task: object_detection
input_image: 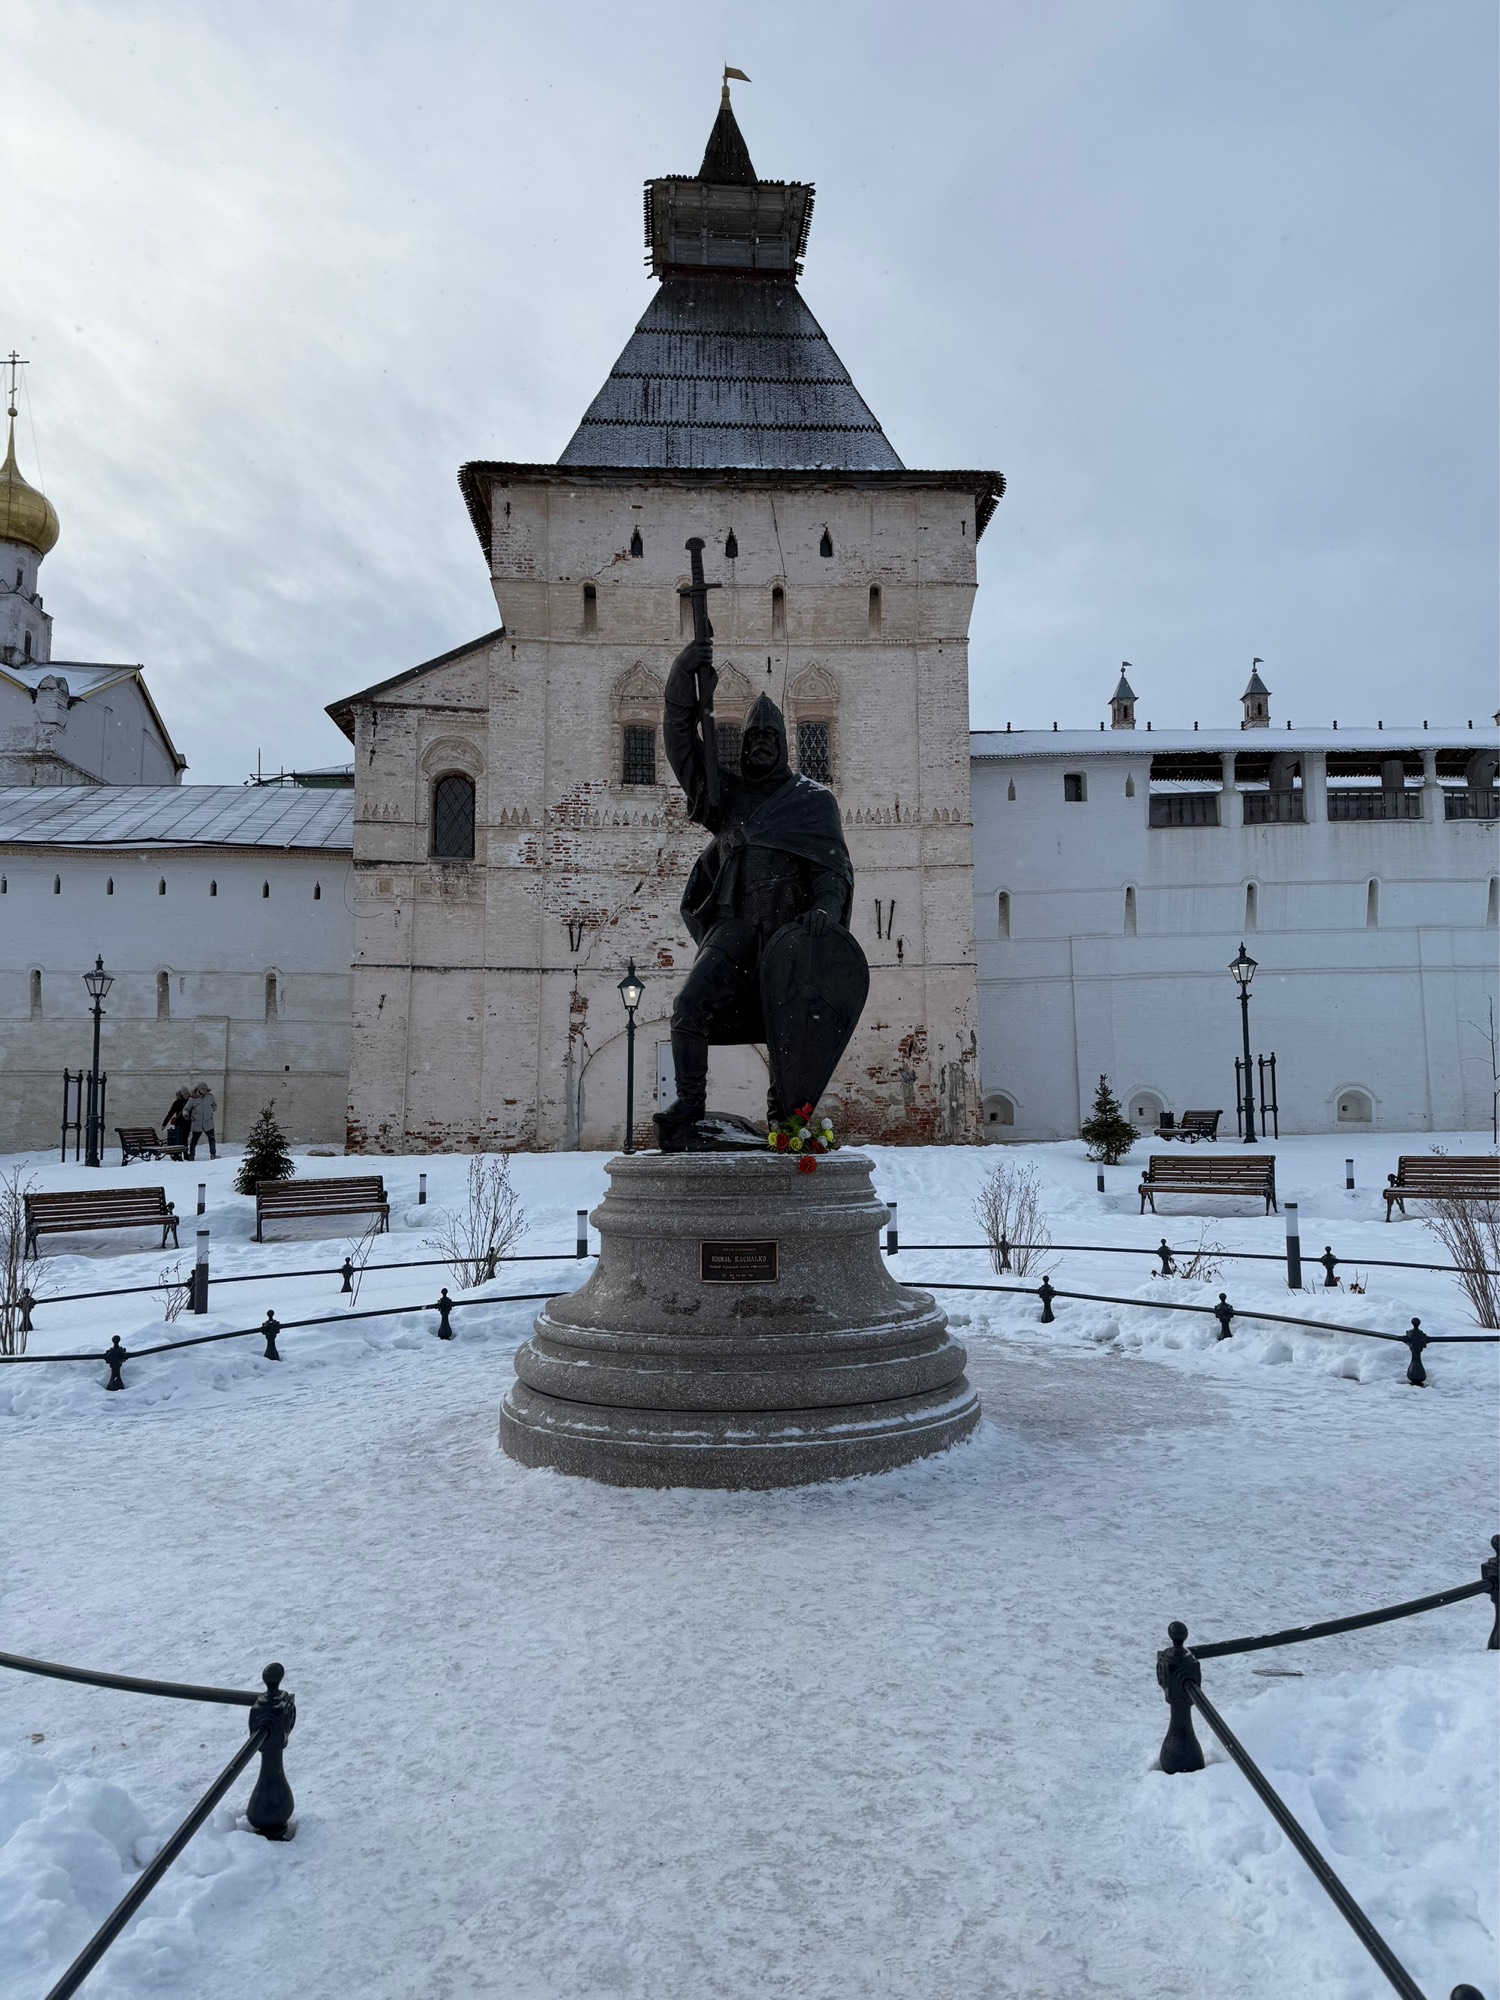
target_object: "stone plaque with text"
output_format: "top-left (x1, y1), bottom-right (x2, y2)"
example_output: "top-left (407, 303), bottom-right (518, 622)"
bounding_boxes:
top-left (699, 1239), bottom-right (779, 1284)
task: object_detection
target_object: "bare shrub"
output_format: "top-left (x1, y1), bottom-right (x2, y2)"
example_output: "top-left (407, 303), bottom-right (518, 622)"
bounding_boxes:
top-left (342, 1214), bottom-right (384, 1307)
top-left (1423, 1195), bottom-right (1500, 1329)
top-left (156, 1262), bottom-right (191, 1322)
top-left (0, 1168), bottom-right (39, 1356)
top-left (974, 1159), bottom-right (1053, 1277)
top-left (433, 1155), bottom-right (526, 1290)
top-left (1177, 1227), bottom-right (1226, 1284)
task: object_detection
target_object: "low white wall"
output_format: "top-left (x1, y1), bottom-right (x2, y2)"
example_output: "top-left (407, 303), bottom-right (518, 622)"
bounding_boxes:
top-left (0, 846), bottom-right (353, 1150)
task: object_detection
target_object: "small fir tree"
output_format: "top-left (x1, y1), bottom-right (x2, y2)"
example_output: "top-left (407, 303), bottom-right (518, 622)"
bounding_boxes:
top-left (235, 1101), bottom-right (295, 1195)
top-left (1080, 1074), bottom-right (1136, 1165)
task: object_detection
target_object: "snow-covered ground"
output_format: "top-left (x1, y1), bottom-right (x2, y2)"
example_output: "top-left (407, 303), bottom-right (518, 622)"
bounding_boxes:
top-left (2, 1132), bottom-right (1496, 1999)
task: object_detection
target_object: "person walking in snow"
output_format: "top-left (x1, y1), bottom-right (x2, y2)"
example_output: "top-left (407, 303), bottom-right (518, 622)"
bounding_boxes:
top-left (187, 1082), bottom-right (218, 1161)
top-left (162, 1087), bottom-right (192, 1151)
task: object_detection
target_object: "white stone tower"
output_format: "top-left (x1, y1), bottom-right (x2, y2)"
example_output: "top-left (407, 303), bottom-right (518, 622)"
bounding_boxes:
top-left (332, 85), bottom-right (1004, 1150)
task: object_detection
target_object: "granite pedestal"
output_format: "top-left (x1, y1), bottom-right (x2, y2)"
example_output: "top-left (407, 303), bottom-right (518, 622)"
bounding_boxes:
top-left (500, 1151), bottom-right (980, 1488)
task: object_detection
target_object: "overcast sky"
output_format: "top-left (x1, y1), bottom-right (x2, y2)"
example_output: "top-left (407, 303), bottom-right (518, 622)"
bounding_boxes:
top-left (3, 0), bottom-right (1495, 781)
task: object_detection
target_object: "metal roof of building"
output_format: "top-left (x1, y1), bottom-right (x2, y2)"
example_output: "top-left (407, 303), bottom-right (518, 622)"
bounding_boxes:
top-left (557, 276), bottom-right (904, 471)
top-left (971, 725), bottom-right (1500, 758)
top-left (0, 785), bottom-right (353, 849)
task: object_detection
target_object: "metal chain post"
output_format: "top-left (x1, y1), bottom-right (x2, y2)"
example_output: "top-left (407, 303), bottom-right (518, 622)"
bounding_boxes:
top-left (1320, 1247), bottom-right (1340, 1288)
top-left (245, 1663), bottom-right (296, 1840)
top-left (339, 1258), bottom-right (355, 1296)
top-left (1156, 1623), bottom-right (1205, 1773)
top-left (1213, 1294), bottom-right (1235, 1340)
top-left (434, 1289), bottom-right (454, 1339)
top-left (260, 1313), bottom-right (281, 1361)
top-left (1038, 1276), bottom-right (1056, 1323)
top-left (1403, 1319), bottom-right (1428, 1387)
top-left (104, 1336), bottom-right (127, 1391)
top-left (1156, 1239), bottom-right (1175, 1277)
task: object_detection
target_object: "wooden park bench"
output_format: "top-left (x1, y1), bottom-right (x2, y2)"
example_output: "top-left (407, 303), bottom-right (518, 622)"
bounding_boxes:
top-left (1154, 1109), bottom-right (1223, 1143)
top-left (1138, 1153), bottom-right (1278, 1215)
top-left (1383, 1155), bottom-right (1500, 1220)
top-left (116, 1125), bottom-right (188, 1165)
top-left (24, 1187), bottom-right (180, 1256)
top-left (255, 1175), bottom-right (390, 1242)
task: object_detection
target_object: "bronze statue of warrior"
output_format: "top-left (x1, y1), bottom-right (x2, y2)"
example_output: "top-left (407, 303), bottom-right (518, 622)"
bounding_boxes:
top-left (654, 540), bottom-right (867, 1153)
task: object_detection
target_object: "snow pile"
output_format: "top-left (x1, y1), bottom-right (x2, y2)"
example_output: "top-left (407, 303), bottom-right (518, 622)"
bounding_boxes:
top-left (1147, 1656), bottom-right (1499, 1997)
top-left (0, 1746), bottom-right (278, 2000)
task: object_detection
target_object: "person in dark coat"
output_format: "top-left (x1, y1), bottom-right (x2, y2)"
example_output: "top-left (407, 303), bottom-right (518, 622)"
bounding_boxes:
top-left (654, 637), bottom-right (854, 1150)
top-left (187, 1083), bottom-right (218, 1161)
top-left (162, 1088), bottom-right (192, 1150)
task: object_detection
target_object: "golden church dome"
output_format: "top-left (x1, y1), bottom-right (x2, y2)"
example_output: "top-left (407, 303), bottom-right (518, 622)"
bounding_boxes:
top-left (0, 409), bottom-right (60, 556)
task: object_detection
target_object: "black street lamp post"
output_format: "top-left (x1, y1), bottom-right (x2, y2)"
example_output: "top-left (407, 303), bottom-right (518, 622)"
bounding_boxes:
top-left (81, 955), bottom-right (114, 1169)
top-left (617, 959), bottom-right (645, 1155)
top-left (1228, 942), bottom-right (1257, 1145)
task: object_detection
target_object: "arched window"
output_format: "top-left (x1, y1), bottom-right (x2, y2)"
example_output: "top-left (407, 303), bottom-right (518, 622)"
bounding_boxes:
top-left (1124, 885), bottom-right (1137, 935)
top-left (1, 876), bottom-right (7, 893)
top-left (819, 528), bottom-right (833, 558)
top-left (1124, 773), bottom-right (1135, 798)
top-left (158, 876), bottom-right (166, 895)
top-left (262, 881), bottom-right (270, 899)
top-left (797, 720), bottom-right (832, 784)
top-left (789, 665), bottom-right (838, 787)
top-left (1244, 882), bottom-right (1258, 932)
top-left (29, 969), bottom-right (42, 1017)
top-left (432, 773), bottom-right (476, 858)
top-left (1487, 877), bottom-right (1498, 929)
top-left (1336, 1089), bottom-right (1373, 1125)
top-left (1006, 779), bottom-right (1016, 802)
top-left (265, 972), bottom-right (279, 1021)
top-left (314, 881), bottom-right (321, 901)
top-left (997, 890), bottom-right (1010, 937)
top-left (724, 532), bottom-right (738, 561)
top-left (771, 586), bottom-right (785, 639)
top-left (22, 631), bottom-right (30, 659)
top-left (621, 726), bottom-right (656, 787)
top-left (984, 1093), bottom-right (1015, 1128)
top-left (106, 877), bottom-right (113, 895)
top-left (156, 971), bottom-right (171, 1020)
top-left (1366, 879), bottom-right (1379, 929)
top-left (52, 874), bottom-right (60, 894)
top-left (868, 585), bottom-right (881, 632)
top-left (629, 528), bottom-right (643, 558)
top-left (210, 880), bottom-right (217, 897)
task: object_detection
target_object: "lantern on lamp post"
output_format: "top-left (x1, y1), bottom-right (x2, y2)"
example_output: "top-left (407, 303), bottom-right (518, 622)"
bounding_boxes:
top-left (1228, 942), bottom-right (1258, 1145)
top-left (617, 960), bottom-right (645, 1155)
top-left (81, 955), bottom-right (114, 1168)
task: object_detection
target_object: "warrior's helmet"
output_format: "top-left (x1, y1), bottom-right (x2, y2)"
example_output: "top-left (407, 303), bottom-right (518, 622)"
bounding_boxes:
top-left (741, 693), bottom-right (790, 783)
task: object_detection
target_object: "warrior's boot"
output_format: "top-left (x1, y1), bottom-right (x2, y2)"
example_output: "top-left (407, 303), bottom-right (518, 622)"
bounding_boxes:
top-left (652, 1031), bottom-right (709, 1152)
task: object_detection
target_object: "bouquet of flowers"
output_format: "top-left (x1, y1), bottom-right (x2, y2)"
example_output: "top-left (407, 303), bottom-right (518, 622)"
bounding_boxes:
top-left (766, 1103), bottom-right (838, 1174)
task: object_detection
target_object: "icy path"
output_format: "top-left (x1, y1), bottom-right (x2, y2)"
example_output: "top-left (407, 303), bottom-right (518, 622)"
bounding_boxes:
top-left (4, 1314), bottom-right (1495, 2000)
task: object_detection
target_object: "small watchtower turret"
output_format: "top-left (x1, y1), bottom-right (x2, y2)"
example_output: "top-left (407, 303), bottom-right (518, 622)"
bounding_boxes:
top-left (1241, 659), bottom-right (1270, 729)
top-left (1110, 664), bottom-right (1137, 730)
